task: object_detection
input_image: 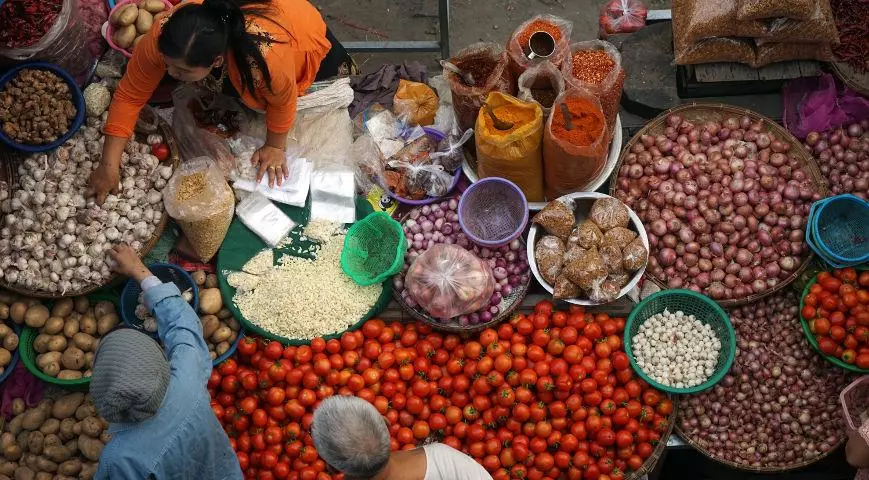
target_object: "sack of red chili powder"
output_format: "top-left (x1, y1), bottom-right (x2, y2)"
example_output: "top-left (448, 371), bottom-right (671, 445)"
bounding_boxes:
top-left (517, 61), bottom-right (565, 117)
top-left (598, 0), bottom-right (648, 38)
top-left (543, 90), bottom-right (609, 200)
top-left (506, 14), bottom-right (573, 75)
top-left (446, 43), bottom-right (514, 133)
top-left (561, 41), bottom-right (624, 142)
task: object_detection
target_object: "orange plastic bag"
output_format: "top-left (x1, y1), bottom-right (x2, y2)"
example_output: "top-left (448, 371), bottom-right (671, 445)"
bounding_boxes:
top-left (543, 90), bottom-right (608, 199)
top-left (393, 80), bottom-right (439, 126)
top-left (446, 43), bottom-right (514, 132)
top-left (474, 92), bottom-right (545, 201)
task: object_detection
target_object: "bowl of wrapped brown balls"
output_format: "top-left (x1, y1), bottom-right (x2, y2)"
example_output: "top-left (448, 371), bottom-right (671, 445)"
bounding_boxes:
top-left (528, 192), bottom-right (649, 305)
top-left (0, 62), bottom-right (85, 153)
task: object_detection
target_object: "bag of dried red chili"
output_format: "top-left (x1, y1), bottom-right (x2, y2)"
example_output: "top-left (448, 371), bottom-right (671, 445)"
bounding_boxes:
top-left (0, 0), bottom-right (94, 82)
top-left (506, 14), bottom-right (573, 75)
top-left (542, 90), bottom-right (608, 200)
top-left (516, 61), bottom-right (565, 117)
top-left (561, 40), bottom-right (624, 142)
top-left (445, 42), bottom-right (514, 133)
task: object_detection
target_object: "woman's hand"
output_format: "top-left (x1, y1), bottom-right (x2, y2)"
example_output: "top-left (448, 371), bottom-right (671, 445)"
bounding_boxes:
top-left (108, 244), bottom-right (152, 283)
top-left (251, 144), bottom-right (288, 188)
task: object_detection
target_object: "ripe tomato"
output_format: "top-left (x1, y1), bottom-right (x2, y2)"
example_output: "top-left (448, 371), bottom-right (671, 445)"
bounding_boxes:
top-left (264, 341), bottom-right (283, 360)
top-left (151, 143), bottom-right (169, 161)
top-left (615, 430), bottom-right (633, 448)
top-left (813, 317), bottom-right (831, 336)
top-left (818, 337), bottom-right (838, 355)
top-left (842, 349), bottom-right (857, 364)
top-left (831, 325), bottom-right (847, 342)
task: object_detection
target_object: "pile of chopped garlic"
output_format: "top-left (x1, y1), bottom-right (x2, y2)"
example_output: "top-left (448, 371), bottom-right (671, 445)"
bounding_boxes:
top-left (303, 220), bottom-right (341, 243)
top-left (231, 235), bottom-right (380, 339)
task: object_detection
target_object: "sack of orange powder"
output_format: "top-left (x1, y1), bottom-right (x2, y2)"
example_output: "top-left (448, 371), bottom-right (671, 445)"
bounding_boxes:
top-left (475, 92), bottom-right (545, 202)
top-left (543, 90), bottom-right (608, 200)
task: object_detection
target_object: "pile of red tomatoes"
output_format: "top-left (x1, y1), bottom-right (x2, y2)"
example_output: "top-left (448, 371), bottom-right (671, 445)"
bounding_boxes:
top-left (208, 301), bottom-right (674, 480)
top-left (802, 268), bottom-right (869, 368)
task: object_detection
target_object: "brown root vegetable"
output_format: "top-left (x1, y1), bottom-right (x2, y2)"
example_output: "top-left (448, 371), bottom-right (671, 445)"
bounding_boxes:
top-left (60, 349), bottom-right (85, 371)
top-left (0, 304), bottom-right (8, 321)
top-left (56, 371), bottom-right (82, 380)
top-left (23, 306), bottom-right (48, 329)
top-left (199, 289), bottom-right (222, 315)
top-left (11, 464), bottom-right (31, 480)
top-left (78, 316), bottom-right (97, 336)
top-left (9, 303), bottom-right (27, 325)
top-left (61, 319), bottom-right (79, 339)
top-left (57, 459), bottom-right (81, 476)
top-left (92, 302), bottom-right (114, 320)
top-left (37, 419), bottom-right (59, 437)
top-left (205, 274), bottom-right (219, 289)
top-left (57, 420), bottom-right (75, 442)
top-left (7, 415), bottom-right (23, 436)
top-left (0, 350), bottom-right (10, 368)
top-left (72, 298), bottom-right (89, 315)
top-left (191, 270), bottom-right (207, 286)
top-left (51, 394), bottom-right (84, 421)
top-left (200, 315), bottom-right (219, 339)
top-left (96, 314), bottom-right (119, 336)
top-left (20, 401), bottom-right (51, 431)
top-left (10, 400), bottom-right (24, 417)
top-left (71, 333), bottom-right (97, 352)
top-left (41, 318), bottom-right (64, 336)
top-left (2, 445), bottom-right (20, 462)
top-left (3, 333), bottom-right (18, 352)
top-left (216, 308), bottom-right (233, 320)
top-left (0, 460), bottom-right (15, 476)
top-left (50, 300), bottom-right (73, 319)
top-left (25, 432), bottom-right (43, 456)
top-left (78, 418), bottom-right (101, 439)
top-left (215, 341), bottom-right (230, 356)
top-left (74, 404), bottom-right (96, 422)
top-left (46, 336), bottom-right (67, 353)
top-left (76, 436), bottom-right (102, 462)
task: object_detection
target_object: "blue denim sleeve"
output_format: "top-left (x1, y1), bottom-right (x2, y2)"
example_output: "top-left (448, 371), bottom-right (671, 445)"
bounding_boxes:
top-left (143, 282), bottom-right (212, 384)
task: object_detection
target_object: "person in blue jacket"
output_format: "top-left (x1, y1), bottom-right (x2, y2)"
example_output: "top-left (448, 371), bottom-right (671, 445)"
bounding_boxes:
top-left (89, 244), bottom-right (242, 479)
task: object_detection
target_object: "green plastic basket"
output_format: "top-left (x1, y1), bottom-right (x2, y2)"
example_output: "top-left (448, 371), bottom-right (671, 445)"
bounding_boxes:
top-left (625, 289), bottom-right (736, 394)
top-left (798, 266), bottom-right (869, 374)
top-left (19, 292), bottom-right (120, 391)
top-left (341, 212), bottom-right (407, 286)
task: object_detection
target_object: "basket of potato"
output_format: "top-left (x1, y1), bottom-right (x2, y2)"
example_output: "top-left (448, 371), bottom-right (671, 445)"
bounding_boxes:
top-left (0, 392), bottom-right (108, 479)
top-left (106, 0), bottom-right (172, 57)
top-left (191, 271), bottom-right (244, 365)
top-left (17, 295), bottom-right (120, 389)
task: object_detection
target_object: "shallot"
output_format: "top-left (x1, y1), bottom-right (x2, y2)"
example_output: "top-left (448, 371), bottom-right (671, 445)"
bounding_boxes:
top-left (804, 121), bottom-right (869, 198)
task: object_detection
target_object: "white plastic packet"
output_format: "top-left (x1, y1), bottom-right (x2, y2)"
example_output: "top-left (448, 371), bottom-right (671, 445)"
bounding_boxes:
top-left (310, 167), bottom-right (356, 224)
top-left (233, 157), bottom-right (313, 207)
top-left (235, 192), bottom-right (297, 247)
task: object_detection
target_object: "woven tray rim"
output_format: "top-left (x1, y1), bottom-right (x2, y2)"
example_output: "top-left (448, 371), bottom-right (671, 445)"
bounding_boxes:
top-left (608, 102), bottom-right (827, 307)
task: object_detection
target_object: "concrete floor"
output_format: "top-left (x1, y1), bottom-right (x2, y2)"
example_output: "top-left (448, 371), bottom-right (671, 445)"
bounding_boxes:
top-left (311, 0), bottom-right (669, 73)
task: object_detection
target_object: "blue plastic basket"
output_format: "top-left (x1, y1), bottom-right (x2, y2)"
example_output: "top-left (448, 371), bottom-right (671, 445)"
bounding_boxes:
top-left (806, 194), bottom-right (869, 268)
top-left (120, 263), bottom-right (199, 337)
top-left (213, 328), bottom-right (245, 366)
top-left (0, 62), bottom-right (85, 153)
top-left (0, 322), bottom-right (21, 387)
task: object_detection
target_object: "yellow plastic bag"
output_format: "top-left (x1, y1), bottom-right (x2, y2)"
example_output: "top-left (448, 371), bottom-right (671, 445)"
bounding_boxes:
top-left (474, 92), bottom-right (545, 201)
top-left (393, 80), bottom-right (439, 126)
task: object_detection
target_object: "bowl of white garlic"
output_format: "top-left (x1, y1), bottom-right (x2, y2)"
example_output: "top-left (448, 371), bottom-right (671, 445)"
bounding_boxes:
top-left (624, 289), bottom-right (735, 394)
top-left (120, 263), bottom-right (198, 336)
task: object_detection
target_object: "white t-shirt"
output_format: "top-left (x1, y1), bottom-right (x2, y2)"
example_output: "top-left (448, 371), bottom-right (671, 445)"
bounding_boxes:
top-left (422, 443), bottom-right (493, 480)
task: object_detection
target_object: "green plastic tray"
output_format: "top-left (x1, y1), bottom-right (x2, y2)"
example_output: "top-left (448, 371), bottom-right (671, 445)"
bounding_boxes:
top-left (624, 289), bottom-right (735, 394)
top-left (798, 266), bottom-right (869, 374)
top-left (19, 291), bottom-right (120, 391)
top-left (216, 197), bottom-right (391, 345)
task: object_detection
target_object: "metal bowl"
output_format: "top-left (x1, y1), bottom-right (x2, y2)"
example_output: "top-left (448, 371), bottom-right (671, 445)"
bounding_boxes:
top-left (527, 192), bottom-right (648, 305)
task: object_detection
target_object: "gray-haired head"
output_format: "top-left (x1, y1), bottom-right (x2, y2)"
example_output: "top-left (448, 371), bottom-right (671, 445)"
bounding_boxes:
top-left (312, 396), bottom-right (391, 479)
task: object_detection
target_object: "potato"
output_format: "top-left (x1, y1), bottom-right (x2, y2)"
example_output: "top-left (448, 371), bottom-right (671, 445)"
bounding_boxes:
top-left (135, 9), bottom-right (153, 34)
top-left (78, 316), bottom-right (97, 336)
top-left (57, 420), bottom-right (75, 442)
top-left (36, 352), bottom-right (61, 370)
top-left (199, 289), bottom-right (222, 315)
top-left (200, 315), bottom-right (219, 339)
top-left (72, 297), bottom-right (88, 315)
top-left (50, 299), bottom-right (73, 319)
top-left (211, 326), bottom-right (232, 344)
top-left (32, 456), bottom-right (56, 473)
top-left (21, 401), bottom-right (50, 431)
top-left (10, 400), bottom-right (24, 417)
top-left (96, 313), bottom-right (119, 336)
top-left (6, 415), bottom-right (22, 436)
top-left (35, 474), bottom-right (52, 480)
top-left (23, 306), bottom-right (48, 329)
top-left (2, 445), bottom-right (20, 462)
top-left (84, 352), bottom-right (94, 370)
top-left (60, 349), bottom-right (84, 371)
top-left (46, 336), bottom-right (67, 353)
top-left (25, 432), bottom-right (43, 456)
top-left (56, 371), bottom-right (82, 380)
top-left (41, 317), bottom-right (63, 336)
top-left (93, 302), bottom-right (114, 320)
top-left (0, 435), bottom-right (12, 453)
top-left (9, 303), bottom-right (27, 325)
top-left (2, 334), bottom-right (16, 352)
top-left (13, 465), bottom-right (33, 480)
top-left (32, 335), bottom-right (51, 354)
top-left (61, 318), bottom-right (78, 339)
top-left (113, 24), bottom-right (137, 49)
top-left (79, 463), bottom-right (97, 480)
top-left (111, 4), bottom-right (138, 26)
top-left (38, 419), bottom-right (59, 437)
top-left (205, 274), bottom-right (218, 289)
top-left (57, 459), bottom-right (80, 476)
top-left (42, 445), bottom-right (70, 464)
top-left (74, 404), bottom-right (96, 422)
top-left (0, 351), bottom-right (10, 368)
top-left (191, 270), bottom-right (206, 286)
top-left (0, 304), bottom-right (8, 321)
top-left (0, 460), bottom-right (15, 476)
top-left (141, 0), bottom-right (166, 12)
top-left (78, 418), bottom-right (101, 439)
top-left (76, 436), bottom-right (102, 462)
top-left (71, 333), bottom-right (96, 352)
top-left (50, 394), bottom-right (84, 421)
top-left (216, 308), bottom-right (232, 320)
top-left (215, 341), bottom-right (230, 356)
top-left (226, 316), bottom-right (240, 332)
top-left (41, 435), bottom-right (60, 450)
top-left (0, 325), bottom-right (9, 340)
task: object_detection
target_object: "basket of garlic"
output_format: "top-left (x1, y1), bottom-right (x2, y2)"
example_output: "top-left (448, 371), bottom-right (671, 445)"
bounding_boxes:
top-left (120, 263), bottom-right (199, 336)
top-left (0, 85), bottom-right (180, 298)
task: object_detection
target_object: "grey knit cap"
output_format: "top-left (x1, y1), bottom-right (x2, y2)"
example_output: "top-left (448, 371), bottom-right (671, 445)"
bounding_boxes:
top-left (90, 328), bottom-right (170, 424)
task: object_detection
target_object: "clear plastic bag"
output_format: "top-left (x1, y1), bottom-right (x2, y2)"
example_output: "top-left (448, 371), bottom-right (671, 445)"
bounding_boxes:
top-left (163, 157), bottom-right (235, 262)
top-left (0, 0), bottom-right (94, 82)
top-left (393, 80), bottom-right (439, 127)
top-left (287, 78), bottom-right (355, 170)
top-left (310, 166), bottom-right (356, 224)
top-left (506, 14), bottom-right (573, 75)
top-left (737, 0), bottom-right (812, 20)
top-left (599, 0), bottom-right (648, 38)
top-left (430, 128), bottom-right (473, 172)
top-left (405, 244), bottom-right (495, 319)
top-left (446, 43), bottom-right (515, 132)
top-left (428, 75), bottom-right (459, 136)
top-left (387, 159), bottom-right (454, 197)
top-left (171, 86), bottom-right (240, 178)
top-left (543, 90), bottom-right (609, 199)
top-left (517, 61), bottom-right (566, 117)
top-left (753, 42), bottom-right (833, 67)
top-left (561, 41), bottom-right (625, 138)
top-left (758, 0), bottom-right (838, 43)
top-left (236, 192), bottom-right (296, 247)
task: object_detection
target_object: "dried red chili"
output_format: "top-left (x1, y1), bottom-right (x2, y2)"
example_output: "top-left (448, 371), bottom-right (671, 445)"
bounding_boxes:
top-left (518, 20), bottom-right (564, 51)
top-left (830, 0), bottom-right (869, 72)
top-left (0, 0), bottom-right (62, 48)
top-left (570, 50), bottom-right (616, 86)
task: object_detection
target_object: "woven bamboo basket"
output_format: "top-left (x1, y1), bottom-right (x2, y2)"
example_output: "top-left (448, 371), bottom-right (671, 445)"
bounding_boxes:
top-left (625, 396), bottom-right (678, 480)
top-left (608, 103), bottom-right (827, 307)
top-left (831, 59), bottom-right (869, 98)
top-left (0, 109), bottom-right (181, 298)
top-left (673, 422), bottom-right (844, 473)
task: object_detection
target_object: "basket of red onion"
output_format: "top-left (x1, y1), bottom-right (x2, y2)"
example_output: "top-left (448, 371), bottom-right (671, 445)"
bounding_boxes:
top-left (611, 103), bottom-right (826, 306)
top-left (393, 197), bottom-right (531, 332)
top-left (804, 121), bottom-right (868, 199)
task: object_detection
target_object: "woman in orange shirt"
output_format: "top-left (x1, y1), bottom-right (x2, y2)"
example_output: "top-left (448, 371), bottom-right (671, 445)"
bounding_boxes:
top-left (91, 0), bottom-right (349, 202)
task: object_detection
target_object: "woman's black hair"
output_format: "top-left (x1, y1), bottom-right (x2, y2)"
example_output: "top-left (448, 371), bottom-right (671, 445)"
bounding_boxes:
top-left (158, 0), bottom-right (277, 97)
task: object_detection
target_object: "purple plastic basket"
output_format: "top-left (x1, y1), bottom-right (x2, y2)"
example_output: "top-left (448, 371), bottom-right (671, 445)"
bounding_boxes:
top-left (384, 127), bottom-right (462, 206)
top-left (458, 178), bottom-right (528, 248)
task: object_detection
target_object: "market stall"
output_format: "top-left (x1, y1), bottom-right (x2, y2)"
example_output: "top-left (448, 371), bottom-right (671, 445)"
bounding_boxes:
top-left (0, 0), bottom-right (866, 478)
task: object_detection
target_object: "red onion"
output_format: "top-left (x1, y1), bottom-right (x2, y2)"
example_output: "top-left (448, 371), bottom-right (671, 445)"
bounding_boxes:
top-left (804, 122), bottom-right (868, 197)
